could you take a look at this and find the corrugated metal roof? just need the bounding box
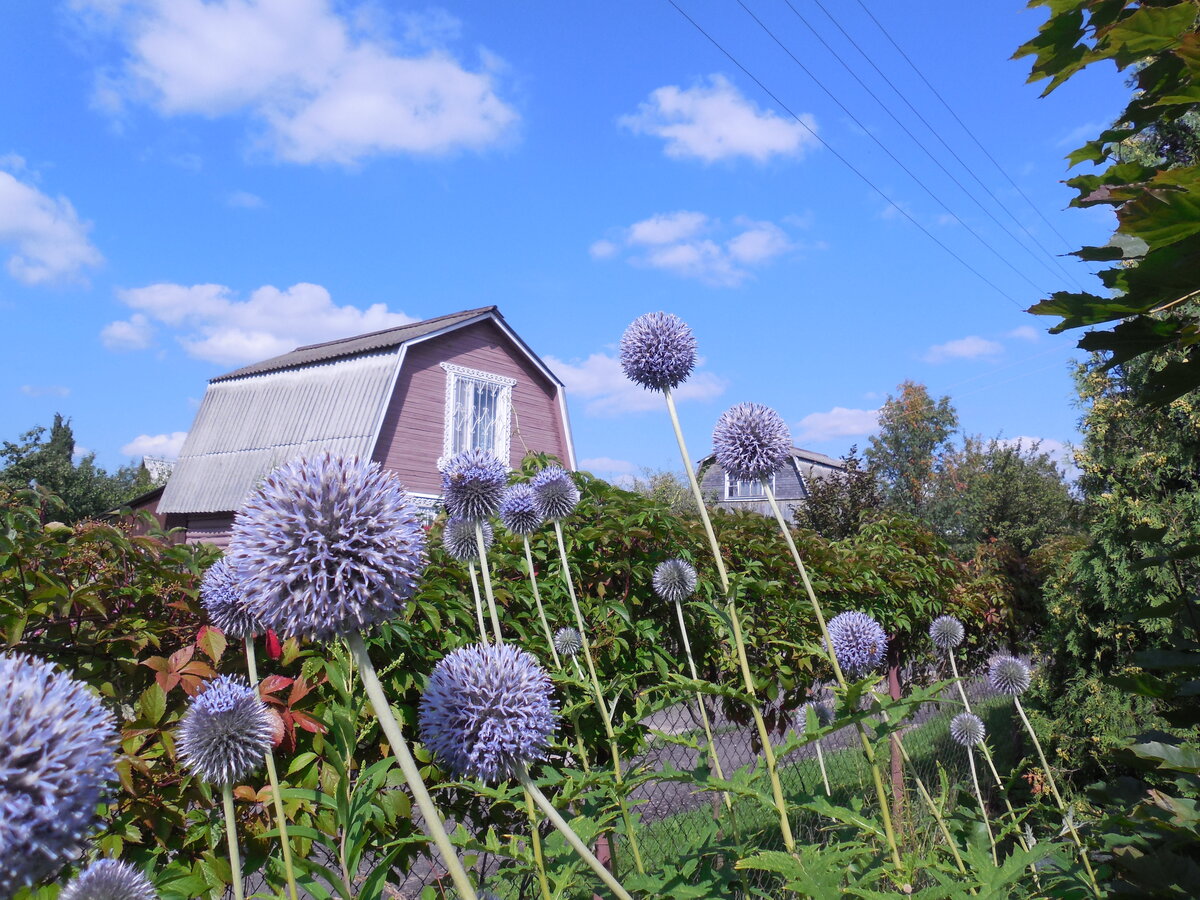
[159,351,400,513]
[211,306,497,381]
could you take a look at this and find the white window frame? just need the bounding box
[439,362,516,469]
[724,471,776,500]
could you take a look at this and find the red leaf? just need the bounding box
[265,707,286,748]
[258,674,293,697]
[290,710,327,734]
[167,644,195,673]
[265,629,282,660]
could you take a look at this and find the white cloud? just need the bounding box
[594,211,795,287]
[122,431,189,459]
[545,352,726,417]
[1008,325,1040,342]
[103,282,416,365]
[620,74,818,163]
[101,312,155,350]
[0,166,103,284]
[74,0,518,165]
[19,384,71,398]
[922,335,1004,364]
[225,190,263,208]
[795,407,879,443]
[579,457,637,475]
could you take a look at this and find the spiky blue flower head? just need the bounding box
[826,611,887,678]
[653,558,697,604]
[0,654,117,894]
[619,311,697,392]
[441,449,508,522]
[442,517,494,563]
[929,615,965,652]
[419,643,558,783]
[553,627,582,659]
[712,402,792,482]
[199,557,262,641]
[810,701,834,729]
[177,676,274,786]
[498,483,543,536]
[988,655,1031,696]
[59,859,157,900]
[228,453,426,643]
[530,466,580,522]
[950,712,986,747]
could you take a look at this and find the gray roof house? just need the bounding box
[697,447,845,518]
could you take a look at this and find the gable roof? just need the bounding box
[159,306,561,515]
[698,446,845,471]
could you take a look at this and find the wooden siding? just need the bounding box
[372,319,571,494]
[185,513,234,549]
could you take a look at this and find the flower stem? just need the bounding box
[222,782,245,900]
[475,522,504,644]
[467,562,489,645]
[661,387,795,852]
[517,764,635,900]
[552,519,645,874]
[524,536,560,668]
[524,787,553,900]
[346,633,478,900]
[814,738,831,796]
[244,639,299,900]
[673,595,732,814]
[1013,695,1100,896]
[893,731,969,878]
[967,746,998,865]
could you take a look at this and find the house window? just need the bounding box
[440,363,516,467]
[724,472,775,500]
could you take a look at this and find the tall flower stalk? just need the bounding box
[951,712,998,865]
[443,517,496,645]
[442,451,508,645]
[501,484,559,666]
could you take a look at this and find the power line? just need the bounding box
[802,0,1087,292]
[735,0,1051,298]
[853,0,1081,257]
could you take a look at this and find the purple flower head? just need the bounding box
[59,859,157,900]
[826,611,887,678]
[712,403,792,482]
[0,654,117,893]
[988,655,1031,696]
[177,676,274,786]
[442,449,508,522]
[950,712,986,747]
[499,483,543,536]
[929,615,965,652]
[553,627,582,659]
[442,517,493,564]
[228,453,426,643]
[200,557,262,641]
[619,312,697,392]
[531,466,580,522]
[419,643,558,782]
[653,558,697,604]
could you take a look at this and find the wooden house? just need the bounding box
[154,306,574,546]
[697,447,844,519]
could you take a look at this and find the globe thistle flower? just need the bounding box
[441,449,507,522]
[810,700,834,729]
[499,483,543,536]
[619,312,697,392]
[653,558,697,604]
[950,712,986,748]
[419,643,558,783]
[826,611,887,678]
[531,466,580,522]
[0,655,117,892]
[442,516,493,563]
[712,403,792,482]
[199,557,262,641]
[59,859,157,900]
[929,615,965,652]
[177,676,274,786]
[988,655,1031,696]
[553,627,583,659]
[228,453,426,643]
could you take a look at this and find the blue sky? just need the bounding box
[2,1,1129,482]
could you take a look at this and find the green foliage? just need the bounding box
[866,381,958,517]
[793,445,884,540]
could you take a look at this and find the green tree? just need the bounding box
[866,381,958,517]
[792,445,883,539]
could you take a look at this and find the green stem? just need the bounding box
[524,787,553,900]
[894,731,969,879]
[552,520,645,874]
[1014,695,1101,896]
[346,633,478,900]
[517,764,635,900]
[967,746,998,865]
[524,536,560,668]
[814,739,831,796]
[244,639,299,900]
[673,595,732,813]
[468,562,489,645]
[475,522,504,644]
[662,387,794,852]
[222,783,245,900]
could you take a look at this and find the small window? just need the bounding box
[441,363,516,466]
[725,472,775,500]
